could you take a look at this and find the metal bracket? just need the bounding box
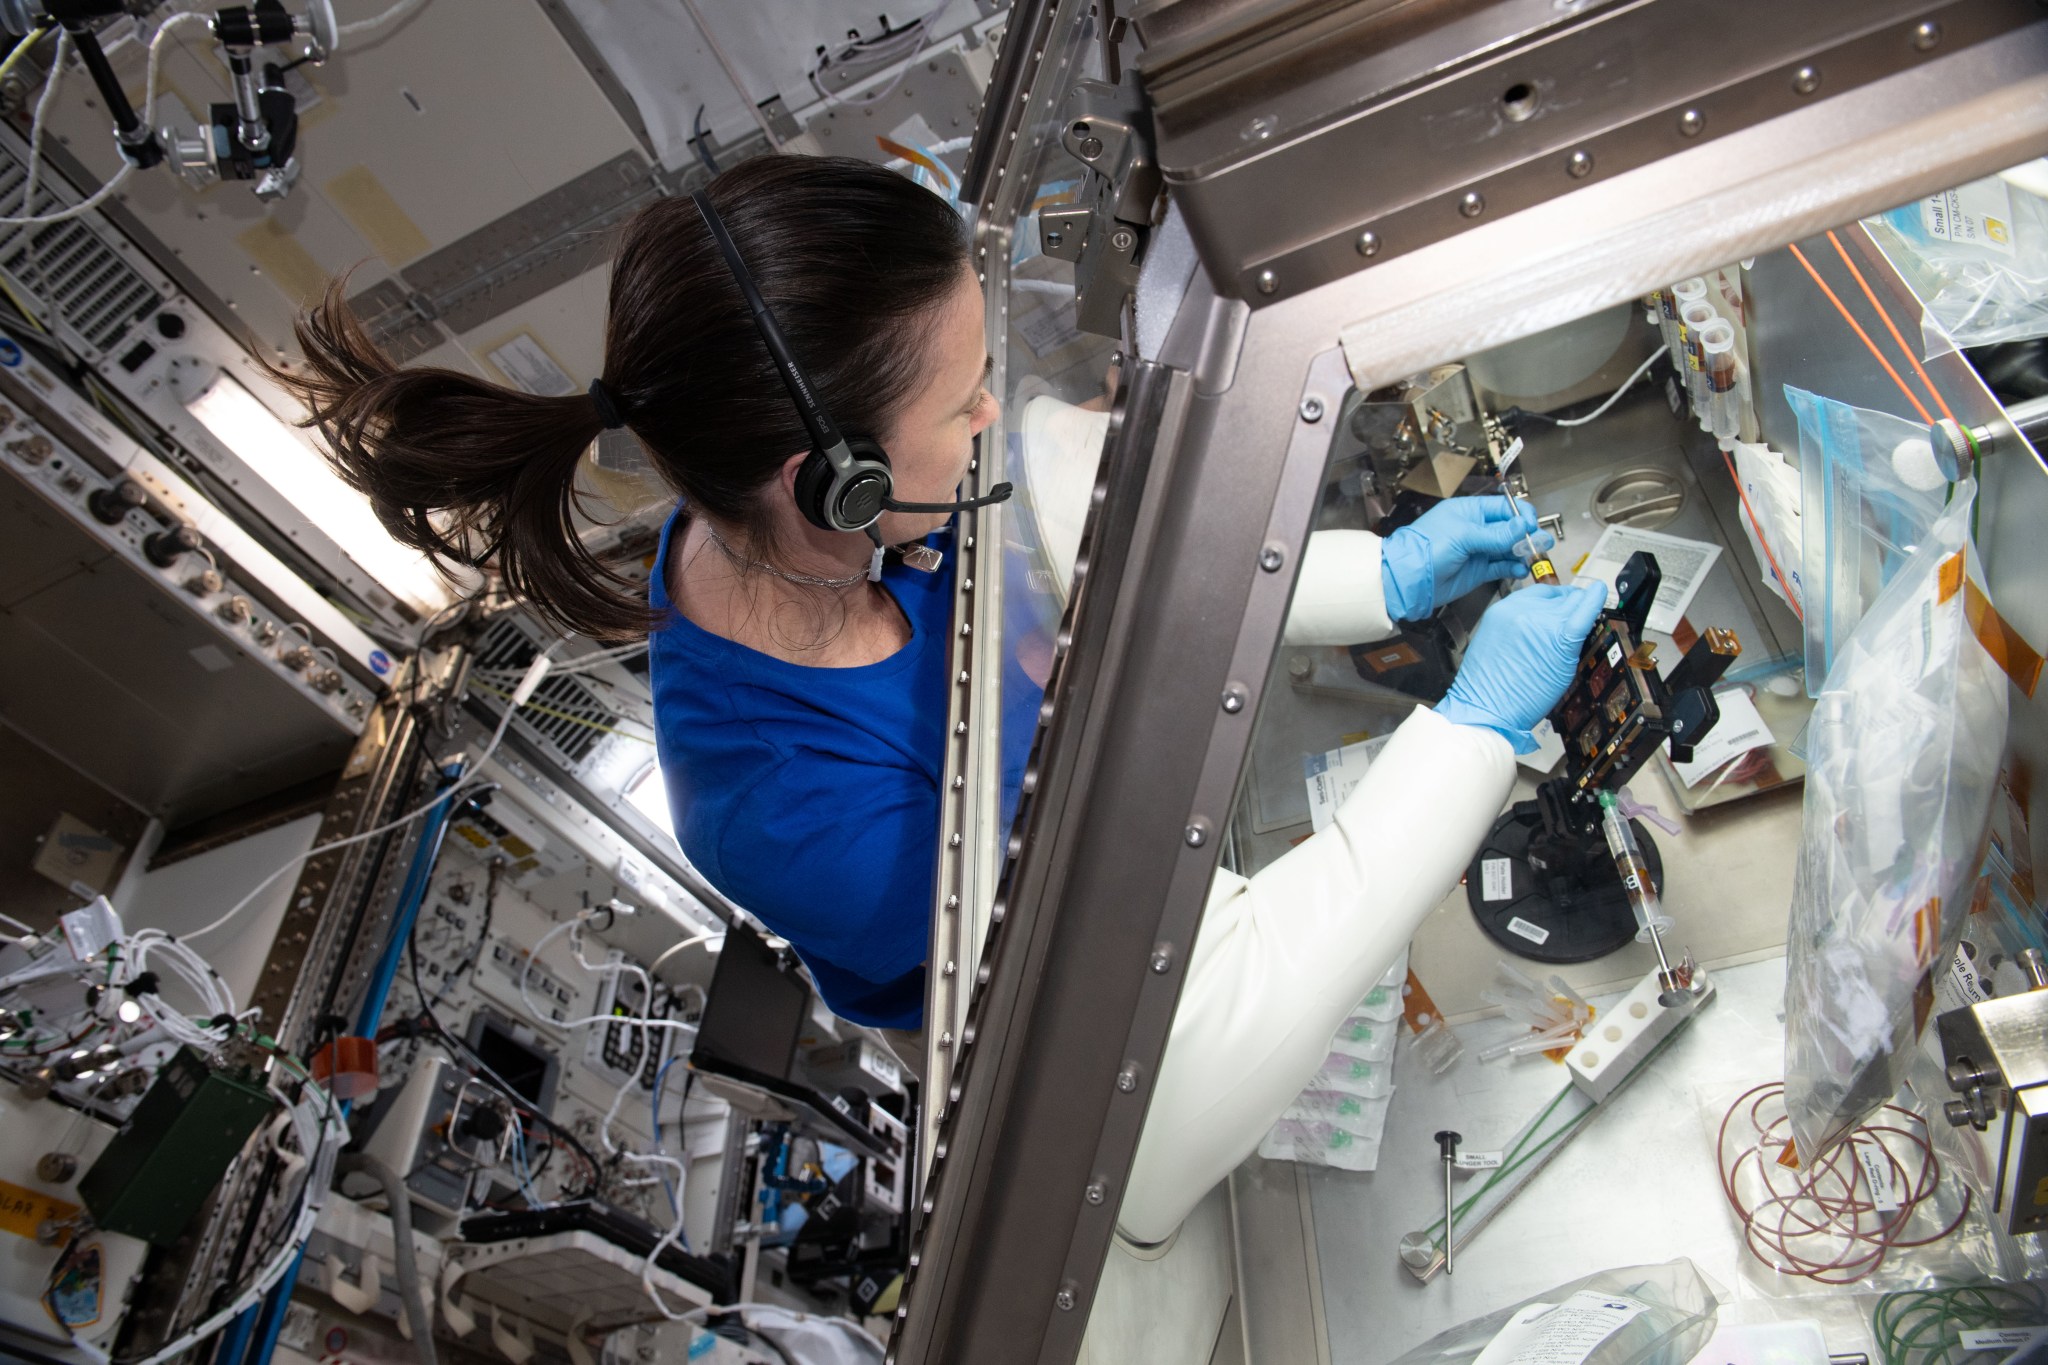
[1051,74,1162,338]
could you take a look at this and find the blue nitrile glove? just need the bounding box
[1436,582,1607,752]
[1379,496,1554,621]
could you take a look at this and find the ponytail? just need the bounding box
[269,156,970,641]
[272,280,653,639]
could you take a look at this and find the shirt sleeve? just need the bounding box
[712,750,938,987]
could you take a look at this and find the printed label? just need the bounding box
[1606,642,1624,668]
[1472,1290,1649,1365]
[0,1179,79,1241]
[1920,180,2016,256]
[485,333,577,396]
[1507,916,1551,946]
[60,900,119,960]
[1456,1151,1504,1170]
[1856,1142,1901,1213]
[1497,438,1525,475]
[1482,858,1514,903]
[1958,1328,2048,1352]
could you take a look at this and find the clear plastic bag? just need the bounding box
[1781,482,2008,1165]
[1256,953,1406,1171]
[1787,387,1953,698]
[1384,1260,1719,1365]
[1701,1072,2004,1296]
[1868,170,2048,356]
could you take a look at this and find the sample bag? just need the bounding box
[1385,1259,1719,1365]
[1781,482,2008,1164]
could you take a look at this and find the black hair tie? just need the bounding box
[588,378,626,431]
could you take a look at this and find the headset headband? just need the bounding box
[691,191,858,477]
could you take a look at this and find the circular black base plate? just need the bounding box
[1465,808,1665,963]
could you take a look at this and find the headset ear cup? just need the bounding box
[792,448,837,532]
[830,436,894,532]
[844,435,892,474]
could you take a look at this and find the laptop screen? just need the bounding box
[692,920,807,1082]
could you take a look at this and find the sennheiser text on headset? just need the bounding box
[691,191,1013,580]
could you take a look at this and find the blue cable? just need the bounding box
[233,767,465,1365]
[650,1055,690,1251]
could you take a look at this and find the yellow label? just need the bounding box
[2034,1174,2047,1207]
[0,1180,78,1240]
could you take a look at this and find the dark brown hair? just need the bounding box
[275,155,971,639]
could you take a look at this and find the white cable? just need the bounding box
[338,0,427,36]
[0,910,37,937]
[126,1082,344,1365]
[0,10,205,228]
[518,915,693,1042]
[806,0,949,110]
[18,29,67,225]
[185,693,525,943]
[1551,345,1669,428]
[520,912,704,1318]
[646,930,723,978]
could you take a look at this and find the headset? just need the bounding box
[691,191,1013,548]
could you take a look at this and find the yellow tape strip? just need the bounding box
[0,1179,78,1241]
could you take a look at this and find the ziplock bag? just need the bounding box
[1869,170,2048,356]
[1384,1260,1719,1365]
[1787,386,1953,698]
[1781,482,2008,1164]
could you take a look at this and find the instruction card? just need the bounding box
[1571,525,1721,636]
[1472,1290,1648,1365]
[1670,688,1773,787]
[1303,735,1394,833]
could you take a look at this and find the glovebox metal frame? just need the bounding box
[897,7,2048,1362]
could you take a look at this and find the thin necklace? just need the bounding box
[703,523,868,589]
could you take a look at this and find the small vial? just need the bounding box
[1667,277,1707,364]
[1699,320,1741,447]
[1518,532,1559,585]
[1679,300,1719,425]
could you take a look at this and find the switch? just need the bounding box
[216,595,252,625]
[87,480,145,525]
[144,525,203,568]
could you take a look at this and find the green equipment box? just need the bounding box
[78,1046,277,1247]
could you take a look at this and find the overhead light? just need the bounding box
[183,372,449,612]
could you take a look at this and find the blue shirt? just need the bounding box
[648,510,1043,1029]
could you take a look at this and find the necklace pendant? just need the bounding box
[867,544,885,583]
[898,544,944,574]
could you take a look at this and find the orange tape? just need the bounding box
[1938,553,2043,697]
[1965,578,2044,698]
[1939,552,1966,603]
[875,136,951,191]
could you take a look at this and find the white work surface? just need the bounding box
[1408,760,1805,1020]
[1301,956,1887,1365]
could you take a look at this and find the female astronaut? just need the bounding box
[281,154,1602,1243]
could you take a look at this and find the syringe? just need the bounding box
[1596,790,1680,994]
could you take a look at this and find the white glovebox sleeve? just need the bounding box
[1019,395,1399,648]
[1116,707,1514,1245]
[1283,529,1396,646]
